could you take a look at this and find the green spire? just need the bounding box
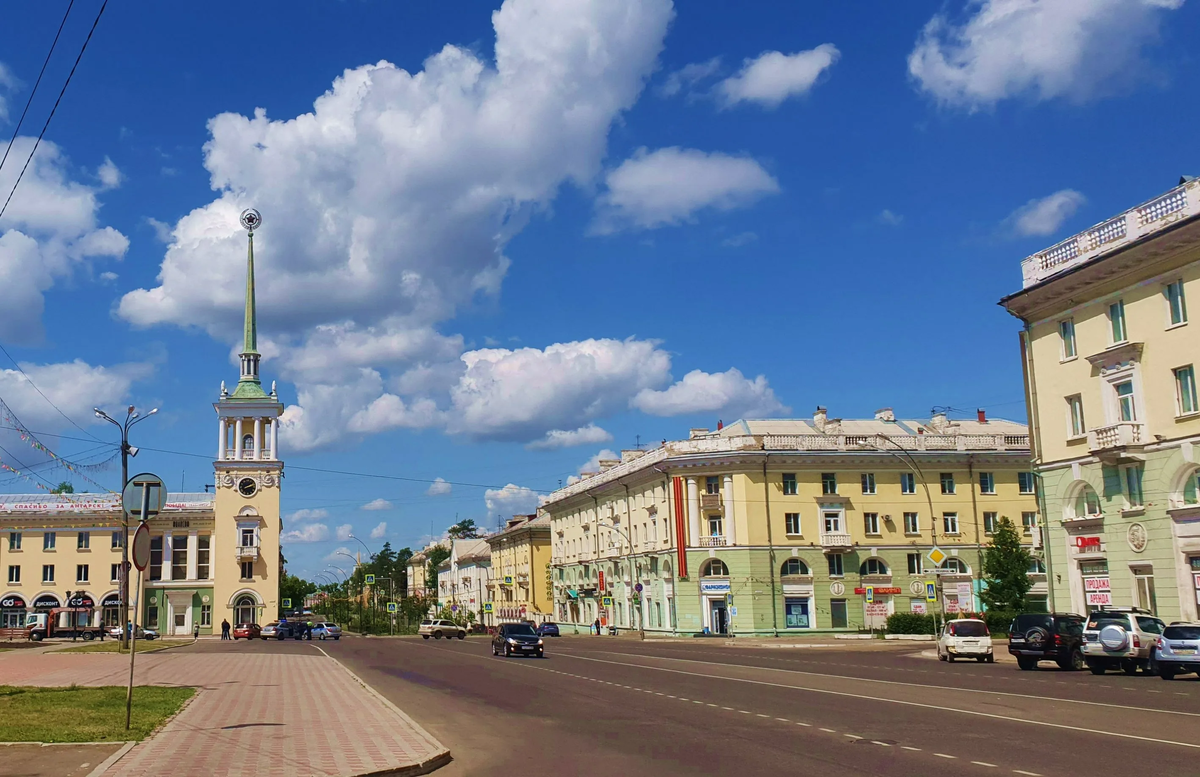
[232,227,266,399]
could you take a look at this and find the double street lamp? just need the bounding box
[94,405,157,649]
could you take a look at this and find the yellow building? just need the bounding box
[1002,177,1200,621]
[544,411,1041,635]
[485,515,551,623]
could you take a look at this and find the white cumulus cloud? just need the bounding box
[660,57,722,97]
[631,368,787,418]
[0,62,18,122]
[718,45,840,108]
[1006,190,1086,237]
[336,524,354,542]
[592,147,779,233]
[908,0,1184,109]
[369,521,387,540]
[360,499,393,511]
[526,423,613,451]
[484,483,543,518]
[281,523,330,543]
[96,157,122,189]
[578,448,619,474]
[286,508,329,523]
[1,360,151,432]
[426,478,452,496]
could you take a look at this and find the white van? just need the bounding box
[937,618,994,663]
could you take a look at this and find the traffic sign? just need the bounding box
[483,602,493,613]
[926,546,947,567]
[924,581,937,603]
[387,602,398,613]
[864,586,874,604]
[601,596,614,607]
[131,523,151,571]
[122,473,167,520]
[725,593,734,607]
[282,598,292,608]
[451,604,458,612]
[365,574,376,585]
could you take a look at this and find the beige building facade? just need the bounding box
[485,515,551,623]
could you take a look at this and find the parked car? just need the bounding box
[492,622,544,658]
[937,618,994,663]
[261,621,296,640]
[233,623,262,640]
[312,622,341,641]
[106,624,159,641]
[1008,612,1086,671]
[418,619,466,640]
[1081,608,1166,675]
[468,622,488,634]
[536,622,560,637]
[1156,623,1200,680]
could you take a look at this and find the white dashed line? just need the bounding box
[901,746,922,751]
[1012,771,1042,776]
[844,734,863,740]
[775,717,789,722]
[820,728,836,733]
[757,713,770,718]
[872,741,892,747]
[795,722,811,727]
[971,761,997,768]
[934,753,957,759]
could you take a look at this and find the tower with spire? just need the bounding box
[212,208,283,627]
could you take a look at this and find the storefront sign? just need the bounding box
[957,582,974,603]
[0,595,26,609]
[910,600,927,614]
[598,571,605,591]
[854,587,902,595]
[1076,536,1102,549]
[1086,591,1113,606]
[66,593,94,608]
[1193,572,1200,590]
[31,594,60,609]
[1084,576,1111,592]
[699,580,731,595]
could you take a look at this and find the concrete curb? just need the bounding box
[86,742,137,777]
[884,634,935,641]
[310,644,452,774]
[0,741,135,747]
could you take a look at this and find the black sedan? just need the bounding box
[492,622,545,658]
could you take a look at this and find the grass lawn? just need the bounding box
[54,639,192,654]
[0,685,194,741]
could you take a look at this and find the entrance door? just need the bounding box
[710,599,728,634]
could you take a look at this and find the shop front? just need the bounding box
[699,578,730,634]
[0,594,26,629]
[100,593,121,628]
[782,577,815,630]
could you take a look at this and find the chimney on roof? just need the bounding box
[813,406,827,433]
[874,407,895,422]
[930,411,949,433]
[689,428,710,440]
[717,419,723,431]
[598,458,620,472]
[977,408,987,424]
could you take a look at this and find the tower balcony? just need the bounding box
[236,544,260,561]
[820,532,854,553]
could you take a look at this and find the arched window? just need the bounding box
[1070,484,1102,519]
[234,595,257,625]
[701,559,728,577]
[780,558,809,576]
[1180,468,1200,506]
[662,561,673,579]
[859,558,889,576]
[242,433,254,451]
[939,558,970,574]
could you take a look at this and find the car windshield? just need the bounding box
[542,622,557,627]
[506,624,537,636]
[1011,614,1052,633]
[949,621,988,637]
[1164,626,1200,640]
[1086,613,1130,630]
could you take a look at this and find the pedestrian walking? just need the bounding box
[221,619,231,640]
[193,623,200,640]
[593,618,601,636]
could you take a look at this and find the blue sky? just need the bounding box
[0,0,1196,579]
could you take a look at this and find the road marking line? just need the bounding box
[775,717,789,722]
[901,746,921,751]
[739,710,751,714]
[721,706,733,710]
[934,753,956,759]
[796,722,811,727]
[1012,771,1042,776]
[820,728,836,733]
[872,741,892,747]
[845,734,862,740]
[707,703,718,707]
[757,713,770,718]
[971,761,997,767]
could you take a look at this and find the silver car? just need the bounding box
[313,622,341,640]
[1081,608,1166,675]
[1157,623,1200,680]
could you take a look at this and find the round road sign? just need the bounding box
[122,473,167,520]
[132,523,151,571]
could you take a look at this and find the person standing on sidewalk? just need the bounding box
[221,619,231,640]
[593,618,601,636]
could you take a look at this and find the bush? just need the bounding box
[886,612,936,635]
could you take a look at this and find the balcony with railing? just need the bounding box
[698,536,727,548]
[236,543,260,560]
[1021,179,1200,288]
[1087,422,1147,456]
[819,532,853,552]
[700,493,723,510]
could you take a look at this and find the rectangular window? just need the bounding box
[823,511,842,533]
[860,473,876,495]
[1021,512,1038,535]
[201,605,212,627]
[830,599,848,629]
[1115,381,1136,422]
[907,553,921,575]
[43,532,56,551]
[1059,318,1077,359]
[827,554,844,577]
[784,513,802,535]
[42,564,54,583]
[940,473,955,495]
[110,563,120,583]
[943,513,960,534]
[8,532,20,551]
[707,515,723,537]
[240,560,254,580]
[1124,465,1144,508]
[900,473,915,495]
[782,473,797,495]
[76,532,90,550]
[983,512,997,534]
[7,565,19,584]
[171,535,188,580]
[705,476,720,495]
[240,528,255,547]
[903,512,919,534]
[197,535,210,580]
[1133,569,1157,615]
[1067,395,1086,437]
[784,598,810,629]
[978,472,995,494]
[149,536,162,581]
[146,606,158,629]
[1110,299,1127,343]
[76,564,89,583]
[863,513,880,535]
[1167,280,1188,326]
[111,531,123,549]
[1018,472,1036,495]
[821,473,837,495]
[1175,365,1198,415]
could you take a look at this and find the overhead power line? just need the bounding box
[0,0,109,224]
[0,342,103,442]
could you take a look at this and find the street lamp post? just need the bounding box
[326,566,349,627]
[598,519,643,640]
[94,405,158,650]
[347,534,374,633]
[336,551,362,633]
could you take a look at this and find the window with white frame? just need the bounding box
[1123,465,1144,508]
[863,513,880,535]
[821,473,837,495]
[860,558,889,576]
[1021,512,1038,535]
[1018,472,1036,495]
[1067,394,1085,437]
[42,564,54,583]
[1059,318,1077,359]
[1175,365,1198,416]
[943,512,960,534]
[110,563,120,582]
[1115,380,1137,422]
[782,473,797,495]
[900,472,915,494]
[822,511,842,533]
[8,532,20,551]
[903,512,919,534]
[111,531,123,548]
[784,513,802,535]
[983,512,997,534]
[1166,280,1188,327]
[705,476,720,495]
[940,473,955,495]
[860,473,876,495]
[43,532,56,551]
[707,515,723,537]
[7,565,19,584]
[827,554,843,577]
[77,532,89,550]
[907,553,922,575]
[1109,300,1127,343]
[76,564,89,583]
[978,472,995,494]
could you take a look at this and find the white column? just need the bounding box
[162,534,174,582]
[253,418,263,460]
[187,530,199,581]
[723,474,736,545]
[218,418,226,460]
[686,478,700,547]
[270,419,278,460]
[234,419,244,459]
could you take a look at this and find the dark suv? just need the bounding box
[491,622,544,658]
[1008,612,1086,670]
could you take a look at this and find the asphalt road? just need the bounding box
[191,636,1200,777]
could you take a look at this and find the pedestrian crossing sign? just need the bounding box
[365,574,376,585]
[601,596,614,607]
[387,602,398,613]
[925,581,938,603]
[282,598,292,608]
[483,602,493,613]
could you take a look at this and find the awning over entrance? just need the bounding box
[566,589,578,599]
[31,594,60,609]
[101,593,121,607]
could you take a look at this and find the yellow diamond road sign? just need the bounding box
[927,546,947,567]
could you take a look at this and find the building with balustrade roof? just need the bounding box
[542,409,1039,636]
[1002,176,1200,623]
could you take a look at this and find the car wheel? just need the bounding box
[986,655,995,664]
[538,651,545,659]
[1160,665,1176,681]
[938,651,947,662]
[233,636,239,641]
[457,633,465,640]
[422,634,429,640]
[947,654,955,663]
[1121,659,1139,676]
[434,632,443,640]
[505,644,511,657]
[976,656,985,663]
[1061,648,1085,672]
[30,632,42,642]
[1087,660,1105,675]
[334,636,339,641]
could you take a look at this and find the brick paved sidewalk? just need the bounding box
[0,648,449,776]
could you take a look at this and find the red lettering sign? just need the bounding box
[1076,536,1101,549]
[599,570,605,591]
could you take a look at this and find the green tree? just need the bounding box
[980,516,1033,612]
[51,482,74,494]
[425,544,451,594]
[447,518,479,539]
[279,572,318,615]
